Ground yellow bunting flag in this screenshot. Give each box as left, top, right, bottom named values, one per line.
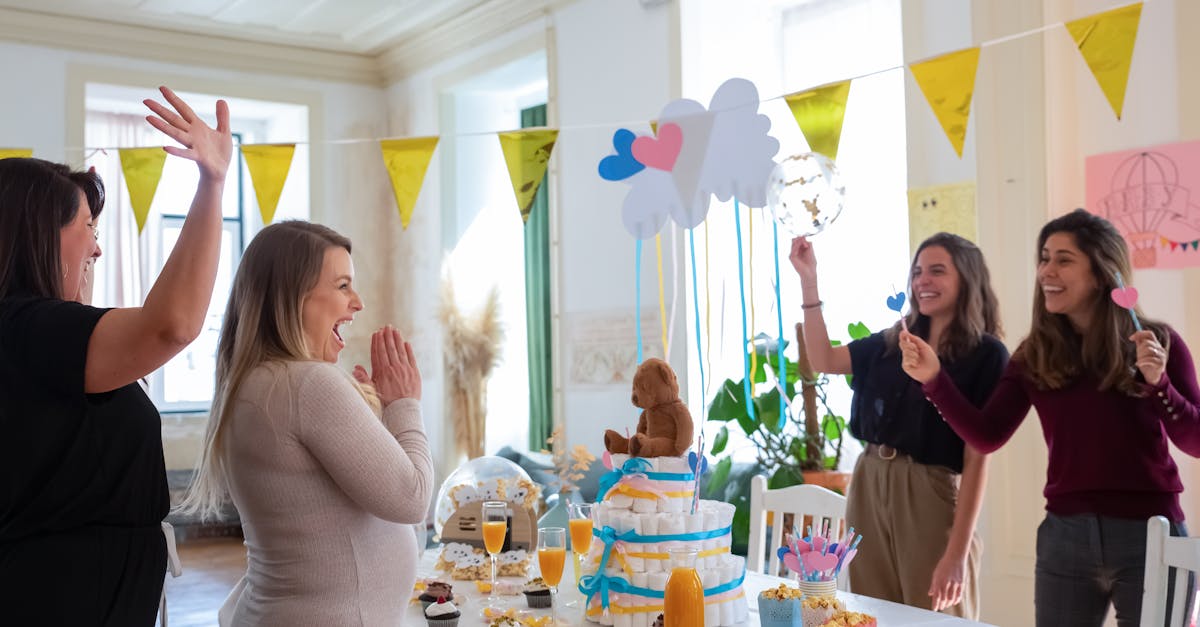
left=649, top=120, right=658, bottom=135
left=1065, top=2, right=1142, bottom=120
left=783, top=80, right=852, bottom=161
left=909, top=47, right=981, bottom=158
left=497, top=129, right=558, bottom=223
left=0, top=148, right=33, bottom=160
left=241, top=144, right=296, bottom=225
left=379, top=136, right=439, bottom=229
left=118, top=147, right=167, bottom=234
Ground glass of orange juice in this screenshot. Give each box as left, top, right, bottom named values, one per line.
left=482, top=501, right=508, bottom=603
left=538, top=527, right=566, bottom=625
left=566, top=502, right=594, bottom=607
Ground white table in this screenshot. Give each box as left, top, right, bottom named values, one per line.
left=410, top=551, right=995, bottom=626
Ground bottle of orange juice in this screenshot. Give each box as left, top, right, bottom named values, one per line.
left=664, top=548, right=704, bottom=627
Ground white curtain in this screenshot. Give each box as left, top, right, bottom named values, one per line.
left=84, top=111, right=162, bottom=309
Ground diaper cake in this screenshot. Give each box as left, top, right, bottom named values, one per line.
left=577, top=358, right=749, bottom=627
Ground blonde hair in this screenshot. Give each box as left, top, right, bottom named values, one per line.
left=178, top=220, right=378, bottom=520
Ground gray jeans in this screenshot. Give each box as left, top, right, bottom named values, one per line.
left=1035, top=513, right=1195, bottom=627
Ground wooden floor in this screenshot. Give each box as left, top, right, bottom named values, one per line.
left=161, top=537, right=247, bottom=627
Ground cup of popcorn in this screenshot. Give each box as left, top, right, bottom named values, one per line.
left=758, top=583, right=804, bottom=627
left=800, top=595, right=844, bottom=627
left=818, top=610, right=877, bottom=627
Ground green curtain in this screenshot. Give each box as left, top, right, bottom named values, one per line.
left=522, top=104, right=553, bottom=451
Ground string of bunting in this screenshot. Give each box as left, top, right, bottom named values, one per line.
left=1, top=2, right=1143, bottom=234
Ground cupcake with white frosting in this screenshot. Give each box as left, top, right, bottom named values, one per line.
left=424, top=596, right=460, bottom=627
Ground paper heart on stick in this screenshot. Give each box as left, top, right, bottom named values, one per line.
left=802, top=551, right=839, bottom=575
left=783, top=552, right=804, bottom=575
left=1111, top=286, right=1139, bottom=309
left=602, top=450, right=614, bottom=470
left=886, top=292, right=906, bottom=313
left=837, top=548, right=858, bottom=571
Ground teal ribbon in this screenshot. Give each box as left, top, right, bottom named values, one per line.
left=597, top=457, right=695, bottom=499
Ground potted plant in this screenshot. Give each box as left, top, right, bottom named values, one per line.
left=702, top=321, right=870, bottom=553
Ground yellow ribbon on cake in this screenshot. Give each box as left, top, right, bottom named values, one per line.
left=585, top=591, right=745, bottom=617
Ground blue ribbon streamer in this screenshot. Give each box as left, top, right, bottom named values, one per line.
left=689, top=229, right=706, bottom=414
left=636, top=239, right=644, bottom=366
left=733, top=199, right=757, bottom=426
left=597, top=457, right=696, bottom=500
left=771, top=217, right=786, bottom=430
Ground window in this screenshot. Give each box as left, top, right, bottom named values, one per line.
left=685, top=0, right=909, bottom=467
left=85, top=84, right=309, bottom=413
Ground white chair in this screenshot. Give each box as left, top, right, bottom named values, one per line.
left=1140, top=515, right=1199, bottom=627
left=747, top=475, right=849, bottom=589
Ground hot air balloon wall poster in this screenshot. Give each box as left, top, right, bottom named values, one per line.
left=1086, top=139, right=1200, bottom=269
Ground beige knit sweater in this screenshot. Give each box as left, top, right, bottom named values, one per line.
left=218, top=360, right=433, bottom=626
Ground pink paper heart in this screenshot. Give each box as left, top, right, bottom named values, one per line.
left=782, top=552, right=803, bottom=575
left=810, top=536, right=827, bottom=554
left=631, top=123, right=682, bottom=172
left=1111, top=286, right=1139, bottom=309
left=602, top=450, right=613, bottom=470
left=838, top=549, right=857, bottom=569
left=794, top=539, right=812, bottom=554
left=803, top=551, right=839, bottom=574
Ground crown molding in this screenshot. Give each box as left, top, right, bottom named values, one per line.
left=378, top=0, right=578, bottom=85
left=0, top=7, right=381, bottom=86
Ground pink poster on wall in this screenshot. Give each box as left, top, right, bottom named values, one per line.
left=1086, top=139, right=1200, bottom=269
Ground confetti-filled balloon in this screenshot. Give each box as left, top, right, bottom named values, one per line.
left=766, top=152, right=846, bottom=238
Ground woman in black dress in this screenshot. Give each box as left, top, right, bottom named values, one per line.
left=0, top=87, right=232, bottom=626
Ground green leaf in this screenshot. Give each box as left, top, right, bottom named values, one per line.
left=829, top=339, right=843, bottom=347
left=708, top=379, right=746, bottom=423
left=844, top=374, right=854, bottom=388
left=822, top=413, right=846, bottom=443
left=710, top=426, right=729, bottom=455
left=756, top=388, right=783, bottom=434
left=706, top=457, right=733, bottom=498
left=731, top=504, right=750, bottom=551
left=823, top=455, right=838, bottom=470
left=768, top=466, right=804, bottom=489
left=789, top=436, right=807, bottom=462
left=847, top=321, right=871, bottom=340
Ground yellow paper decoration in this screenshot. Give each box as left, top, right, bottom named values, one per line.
left=497, top=129, right=558, bottom=222
left=241, top=144, right=296, bottom=225
left=1066, top=2, right=1143, bottom=120
left=0, top=148, right=33, bottom=160
left=783, top=80, right=852, bottom=161
left=909, top=47, right=981, bottom=158
left=379, top=136, right=439, bottom=230
left=649, top=120, right=658, bottom=135
left=118, top=147, right=167, bottom=234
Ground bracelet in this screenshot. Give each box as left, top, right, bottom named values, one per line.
left=801, top=301, right=823, bottom=310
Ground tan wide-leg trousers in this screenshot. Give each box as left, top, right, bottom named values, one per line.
left=844, top=450, right=982, bottom=620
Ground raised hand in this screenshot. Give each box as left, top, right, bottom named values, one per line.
left=143, top=86, right=233, bottom=182
left=788, top=236, right=818, bottom=282
left=1131, top=330, right=1167, bottom=386
left=900, top=330, right=941, bottom=384
left=365, top=326, right=422, bottom=405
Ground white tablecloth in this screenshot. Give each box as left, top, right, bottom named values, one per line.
left=410, top=551, right=996, bottom=626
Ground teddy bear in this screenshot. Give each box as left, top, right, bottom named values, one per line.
left=603, top=358, right=694, bottom=458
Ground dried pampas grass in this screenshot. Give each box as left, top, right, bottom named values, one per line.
left=439, top=271, right=503, bottom=459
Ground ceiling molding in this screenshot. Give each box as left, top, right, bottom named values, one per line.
left=377, top=0, right=577, bottom=85
left=0, top=7, right=381, bottom=86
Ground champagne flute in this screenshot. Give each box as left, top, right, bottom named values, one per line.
left=482, top=501, right=508, bottom=604
left=538, top=527, right=567, bottom=625
left=566, top=502, right=594, bottom=608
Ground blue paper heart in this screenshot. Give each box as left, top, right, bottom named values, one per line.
left=688, top=451, right=708, bottom=476
left=598, top=129, right=645, bottom=181
left=777, top=546, right=790, bottom=560
left=886, top=292, right=906, bottom=313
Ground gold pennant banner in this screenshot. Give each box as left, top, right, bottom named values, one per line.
left=241, top=144, right=296, bottom=225
left=118, top=147, right=167, bottom=234
left=380, top=136, right=439, bottom=230
left=1066, top=2, right=1143, bottom=120
left=784, top=80, right=852, bottom=161
left=497, top=129, right=558, bottom=223
left=0, top=148, right=33, bottom=160
left=909, top=47, right=981, bottom=158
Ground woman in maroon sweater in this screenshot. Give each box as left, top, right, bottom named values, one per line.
left=898, top=209, right=1200, bottom=627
